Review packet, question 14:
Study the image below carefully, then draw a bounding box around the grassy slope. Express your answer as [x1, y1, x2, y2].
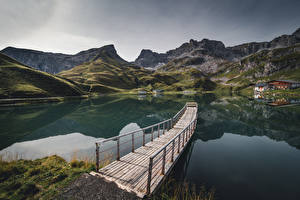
[0, 156, 94, 200]
[0, 53, 85, 99]
[59, 54, 217, 93]
[58, 53, 151, 93]
[0, 155, 214, 200]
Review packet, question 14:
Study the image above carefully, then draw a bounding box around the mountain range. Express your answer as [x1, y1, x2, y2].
[0, 27, 300, 98]
[135, 28, 300, 73]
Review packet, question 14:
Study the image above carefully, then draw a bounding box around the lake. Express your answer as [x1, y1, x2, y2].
[1, 94, 300, 200]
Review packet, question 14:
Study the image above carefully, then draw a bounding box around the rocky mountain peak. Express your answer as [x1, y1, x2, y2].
[100, 44, 117, 53]
[92, 44, 128, 65]
[292, 28, 300, 38]
[135, 49, 167, 68]
[199, 39, 226, 50]
[189, 39, 198, 46]
[138, 49, 155, 57]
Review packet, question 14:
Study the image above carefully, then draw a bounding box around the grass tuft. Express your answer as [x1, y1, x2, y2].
[153, 178, 215, 200]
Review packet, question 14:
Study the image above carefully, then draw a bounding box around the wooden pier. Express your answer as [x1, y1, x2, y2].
[92, 102, 198, 198]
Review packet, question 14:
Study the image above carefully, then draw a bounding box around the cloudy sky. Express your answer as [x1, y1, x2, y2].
[0, 0, 299, 61]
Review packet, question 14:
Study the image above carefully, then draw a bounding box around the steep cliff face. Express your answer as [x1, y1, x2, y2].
[0, 45, 127, 74]
[229, 28, 300, 57]
[134, 28, 300, 73]
[134, 49, 168, 69]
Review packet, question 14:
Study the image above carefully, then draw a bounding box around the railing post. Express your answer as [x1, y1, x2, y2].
[147, 157, 153, 195]
[117, 138, 120, 160]
[185, 129, 188, 143]
[182, 130, 185, 147]
[157, 124, 160, 138]
[151, 127, 154, 142]
[162, 148, 166, 175]
[132, 133, 135, 152]
[178, 135, 180, 153]
[142, 129, 145, 146]
[96, 143, 100, 172]
[193, 121, 195, 130]
[171, 140, 175, 162]
[171, 118, 173, 128]
[163, 122, 165, 134]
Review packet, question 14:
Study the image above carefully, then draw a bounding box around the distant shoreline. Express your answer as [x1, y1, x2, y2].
[0, 95, 89, 106]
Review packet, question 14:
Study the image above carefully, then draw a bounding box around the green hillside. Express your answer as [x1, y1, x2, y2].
[0, 53, 85, 99]
[58, 53, 217, 93]
[58, 54, 151, 93]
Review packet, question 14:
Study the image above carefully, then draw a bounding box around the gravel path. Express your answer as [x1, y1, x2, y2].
[56, 173, 141, 200]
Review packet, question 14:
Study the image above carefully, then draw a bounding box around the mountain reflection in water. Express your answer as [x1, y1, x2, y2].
[0, 133, 98, 161]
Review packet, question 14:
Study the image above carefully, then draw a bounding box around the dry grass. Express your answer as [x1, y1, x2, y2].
[153, 178, 215, 200]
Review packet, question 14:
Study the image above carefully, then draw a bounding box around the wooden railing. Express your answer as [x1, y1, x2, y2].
[95, 103, 189, 171]
[146, 103, 198, 194]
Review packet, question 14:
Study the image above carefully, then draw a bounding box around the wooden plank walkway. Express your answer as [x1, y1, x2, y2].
[91, 102, 198, 198]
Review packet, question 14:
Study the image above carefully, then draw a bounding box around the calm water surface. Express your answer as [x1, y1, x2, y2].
[1, 94, 300, 200]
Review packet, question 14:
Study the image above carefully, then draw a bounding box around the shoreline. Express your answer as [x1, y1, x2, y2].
[1, 87, 299, 107]
[0, 95, 90, 106]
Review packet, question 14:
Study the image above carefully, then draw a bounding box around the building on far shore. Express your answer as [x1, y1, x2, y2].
[268, 80, 300, 90]
[254, 80, 300, 92]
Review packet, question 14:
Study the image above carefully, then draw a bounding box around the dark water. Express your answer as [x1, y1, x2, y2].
[1, 94, 300, 200]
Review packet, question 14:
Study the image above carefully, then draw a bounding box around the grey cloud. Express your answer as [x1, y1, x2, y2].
[0, 0, 56, 44]
[0, 0, 299, 60]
